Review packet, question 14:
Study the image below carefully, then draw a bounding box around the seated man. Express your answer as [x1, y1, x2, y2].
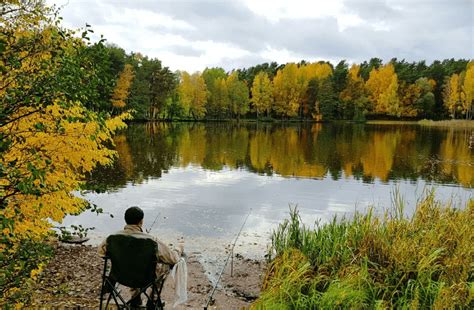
[98, 206, 183, 305]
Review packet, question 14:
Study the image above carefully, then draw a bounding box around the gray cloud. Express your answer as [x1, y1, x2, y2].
[49, 0, 473, 71]
[168, 45, 203, 57]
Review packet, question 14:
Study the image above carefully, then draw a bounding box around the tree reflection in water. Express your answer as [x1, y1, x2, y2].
[86, 122, 473, 192]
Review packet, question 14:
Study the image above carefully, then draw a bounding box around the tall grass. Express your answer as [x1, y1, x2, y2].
[252, 193, 474, 309]
[418, 119, 474, 128]
[366, 120, 419, 125]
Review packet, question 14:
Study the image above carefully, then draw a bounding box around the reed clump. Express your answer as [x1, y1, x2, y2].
[418, 119, 474, 128]
[252, 193, 474, 309]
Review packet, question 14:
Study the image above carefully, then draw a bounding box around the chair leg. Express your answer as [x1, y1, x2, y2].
[113, 287, 129, 307]
[99, 258, 109, 310]
[128, 293, 142, 307]
[105, 291, 113, 309]
[104, 280, 129, 309]
[103, 279, 119, 309]
[156, 279, 165, 309]
[134, 282, 161, 310]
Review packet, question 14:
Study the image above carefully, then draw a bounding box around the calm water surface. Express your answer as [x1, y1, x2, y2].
[65, 122, 473, 251]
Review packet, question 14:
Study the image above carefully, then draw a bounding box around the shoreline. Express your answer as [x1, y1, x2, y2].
[82, 230, 270, 286]
[128, 118, 474, 127]
[30, 242, 267, 309]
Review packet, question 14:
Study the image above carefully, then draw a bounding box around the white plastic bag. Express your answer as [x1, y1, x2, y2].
[170, 257, 188, 308]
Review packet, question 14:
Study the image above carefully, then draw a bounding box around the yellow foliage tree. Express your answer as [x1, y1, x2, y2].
[272, 63, 305, 118]
[1, 104, 128, 239]
[439, 129, 474, 187]
[114, 134, 135, 179]
[366, 63, 400, 116]
[213, 78, 230, 117]
[460, 61, 474, 119]
[340, 65, 365, 102]
[443, 74, 461, 119]
[249, 131, 273, 171]
[251, 71, 273, 118]
[226, 71, 249, 119]
[178, 71, 208, 119]
[301, 62, 333, 81]
[111, 64, 135, 109]
[178, 125, 207, 167]
[0, 0, 130, 304]
[398, 82, 421, 117]
[359, 131, 401, 182]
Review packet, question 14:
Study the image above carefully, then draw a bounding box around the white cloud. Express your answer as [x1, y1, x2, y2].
[259, 45, 342, 66]
[46, 0, 472, 72]
[242, 0, 365, 31]
[259, 46, 303, 64]
[371, 20, 391, 31]
[337, 12, 365, 31]
[47, 0, 251, 72]
[195, 169, 249, 186]
[149, 41, 250, 72]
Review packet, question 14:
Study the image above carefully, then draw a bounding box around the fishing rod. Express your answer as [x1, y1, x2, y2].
[145, 211, 161, 233]
[204, 208, 252, 310]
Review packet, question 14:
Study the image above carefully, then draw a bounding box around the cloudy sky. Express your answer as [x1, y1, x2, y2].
[47, 0, 473, 72]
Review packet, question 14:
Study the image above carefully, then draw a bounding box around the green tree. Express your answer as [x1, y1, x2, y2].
[317, 78, 338, 120]
[237, 62, 281, 86]
[161, 86, 183, 120]
[202, 67, 227, 118]
[128, 56, 177, 120]
[300, 62, 333, 118]
[340, 65, 369, 120]
[306, 78, 320, 119]
[332, 60, 348, 118]
[415, 78, 436, 118]
[359, 58, 383, 80]
[332, 60, 348, 94]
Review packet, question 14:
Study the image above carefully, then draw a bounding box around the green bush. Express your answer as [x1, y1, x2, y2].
[0, 239, 53, 306]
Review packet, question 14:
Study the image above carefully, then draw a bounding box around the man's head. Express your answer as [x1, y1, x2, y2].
[124, 206, 144, 225]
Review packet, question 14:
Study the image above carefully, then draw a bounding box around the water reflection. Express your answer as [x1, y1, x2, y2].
[87, 122, 473, 190]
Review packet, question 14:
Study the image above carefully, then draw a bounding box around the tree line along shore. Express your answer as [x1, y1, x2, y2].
[75, 43, 474, 123]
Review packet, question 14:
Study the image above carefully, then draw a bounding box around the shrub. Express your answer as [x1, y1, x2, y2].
[253, 193, 474, 309]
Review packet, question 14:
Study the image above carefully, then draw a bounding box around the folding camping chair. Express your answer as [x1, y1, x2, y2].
[99, 234, 167, 309]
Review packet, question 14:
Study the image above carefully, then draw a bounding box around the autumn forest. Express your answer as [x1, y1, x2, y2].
[93, 45, 474, 122]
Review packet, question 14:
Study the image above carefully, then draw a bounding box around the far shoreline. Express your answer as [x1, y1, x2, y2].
[126, 118, 474, 129]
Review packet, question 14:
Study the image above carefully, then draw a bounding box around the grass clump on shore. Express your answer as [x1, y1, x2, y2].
[418, 119, 474, 128]
[252, 193, 474, 309]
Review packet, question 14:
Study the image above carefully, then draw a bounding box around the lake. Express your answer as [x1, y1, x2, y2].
[65, 122, 472, 260]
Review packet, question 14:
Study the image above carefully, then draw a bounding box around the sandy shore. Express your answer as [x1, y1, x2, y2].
[30, 242, 267, 309]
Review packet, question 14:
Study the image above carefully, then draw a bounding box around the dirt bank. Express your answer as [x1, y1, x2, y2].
[30, 243, 266, 309]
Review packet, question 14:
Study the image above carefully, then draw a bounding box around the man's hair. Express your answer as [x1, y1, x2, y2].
[124, 206, 144, 225]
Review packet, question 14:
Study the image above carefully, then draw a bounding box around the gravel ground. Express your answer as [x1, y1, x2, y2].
[30, 243, 266, 309]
